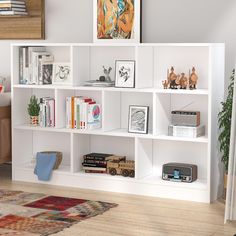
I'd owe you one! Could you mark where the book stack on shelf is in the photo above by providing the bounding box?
[82,153,112,173]
[19,46,54,85]
[39,97,55,127]
[82,153,126,174]
[0,0,28,15]
[168,111,205,138]
[66,96,101,130]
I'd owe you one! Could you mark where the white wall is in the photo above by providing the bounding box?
[0,0,235,79]
[143,0,236,82]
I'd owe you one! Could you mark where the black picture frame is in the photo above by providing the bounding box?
[115,60,135,88]
[128,105,149,134]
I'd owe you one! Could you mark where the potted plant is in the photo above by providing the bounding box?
[218,69,235,195]
[27,95,40,126]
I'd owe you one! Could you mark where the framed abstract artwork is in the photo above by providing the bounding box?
[128,105,149,134]
[115,60,135,88]
[93,0,141,43]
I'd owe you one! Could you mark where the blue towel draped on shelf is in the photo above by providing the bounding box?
[34,152,57,181]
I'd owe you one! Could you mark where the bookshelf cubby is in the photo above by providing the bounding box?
[12,43,225,203]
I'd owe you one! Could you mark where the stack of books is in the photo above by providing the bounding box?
[0,0,28,15]
[66,96,101,130]
[19,46,54,85]
[168,110,205,138]
[82,153,126,174]
[84,80,115,87]
[39,97,55,128]
[82,153,113,174]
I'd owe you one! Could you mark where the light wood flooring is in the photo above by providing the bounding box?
[0,164,236,236]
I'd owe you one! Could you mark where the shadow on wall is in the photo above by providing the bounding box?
[142,0,234,43]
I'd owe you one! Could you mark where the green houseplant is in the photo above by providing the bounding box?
[218,69,235,190]
[27,95,40,125]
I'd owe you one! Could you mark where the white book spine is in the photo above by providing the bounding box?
[66,97,69,129]
[32,53,38,84]
[28,47,45,84]
[19,47,23,84]
[67,97,71,129]
[82,102,87,130]
[43,103,47,127]
[39,103,43,127]
[49,99,55,127]
[22,47,28,84]
[45,101,50,127]
[38,57,43,85]
[80,99,84,130]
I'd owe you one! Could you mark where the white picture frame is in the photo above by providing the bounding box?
[93,0,141,43]
[115,60,135,88]
[52,63,71,85]
[128,105,149,134]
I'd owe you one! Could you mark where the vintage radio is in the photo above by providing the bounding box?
[162,163,198,183]
[171,111,200,127]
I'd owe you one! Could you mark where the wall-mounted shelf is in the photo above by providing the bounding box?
[11,43,225,203]
[0,0,45,39]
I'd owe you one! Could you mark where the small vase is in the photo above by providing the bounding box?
[30,116,39,126]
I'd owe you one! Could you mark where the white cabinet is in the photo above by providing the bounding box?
[11,43,225,203]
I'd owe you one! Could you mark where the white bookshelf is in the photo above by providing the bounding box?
[11,43,225,203]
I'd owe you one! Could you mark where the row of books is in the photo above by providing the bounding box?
[66,96,101,130]
[0,0,28,15]
[19,46,54,85]
[39,97,55,127]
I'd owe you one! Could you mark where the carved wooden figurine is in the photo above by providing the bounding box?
[162,80,169,89]
[179,73,188,89]
[189,67,198,90]
[168,67,178,89]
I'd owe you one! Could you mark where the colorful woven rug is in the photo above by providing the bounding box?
[0,189,117,236]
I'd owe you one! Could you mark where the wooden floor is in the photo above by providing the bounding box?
[0,164,236,236]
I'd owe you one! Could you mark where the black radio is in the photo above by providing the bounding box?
[162,163,198,183]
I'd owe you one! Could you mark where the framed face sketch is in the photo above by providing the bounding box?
[128,105,149,134]
[42,63,53,85]
[53,63,71,85]
[94,0,141,43]
[115,60,135,88]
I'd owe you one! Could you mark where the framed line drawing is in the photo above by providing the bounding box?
[94,0,141,43]
[52,63,71,85]
[115,60,135,88]
[128,105,149,134]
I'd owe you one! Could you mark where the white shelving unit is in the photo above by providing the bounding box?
[11,43,225,203]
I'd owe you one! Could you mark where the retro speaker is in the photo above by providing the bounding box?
[171,111,200,127]
[162,163,198,183]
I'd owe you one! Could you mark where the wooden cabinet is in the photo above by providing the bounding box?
[0,106,11,164]
[0,0,45,39]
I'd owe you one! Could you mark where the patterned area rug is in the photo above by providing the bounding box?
[0,189,117,236]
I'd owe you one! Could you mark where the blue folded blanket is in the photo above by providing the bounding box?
[34,152,57,181]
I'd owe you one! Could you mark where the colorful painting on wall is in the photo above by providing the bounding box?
[94,0,141,43]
